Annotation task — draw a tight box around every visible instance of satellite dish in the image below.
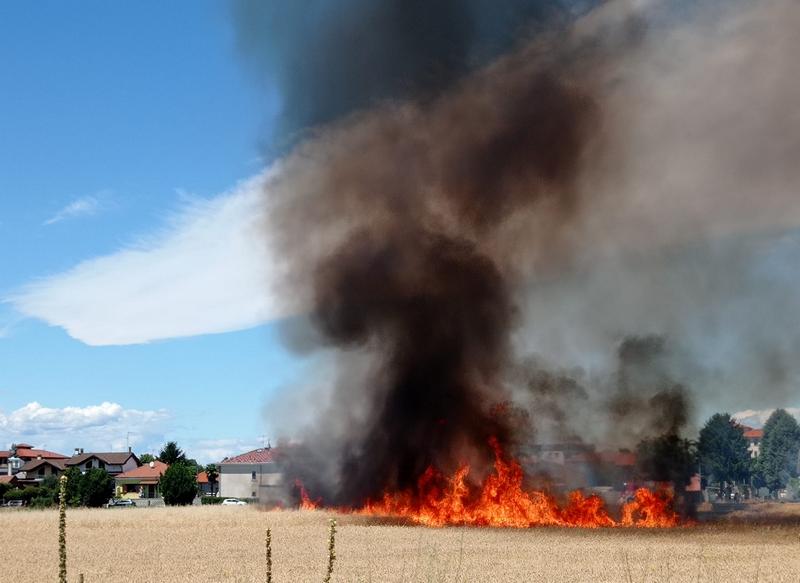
[149,461,155,468]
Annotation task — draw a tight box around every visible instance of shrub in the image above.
[80,469,115,507]
[201,496,223,505]
[161,462,198,506]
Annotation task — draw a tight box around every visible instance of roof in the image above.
[220,448,276,464]
[115,460,168,484]
[743,428,764,439]
[67,452,138,466]
[0,447,69,460]
[20,458,66,472]
[0,475,17,484]
[196,471,208,483]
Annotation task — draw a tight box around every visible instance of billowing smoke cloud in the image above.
[240,0,800,503]
[231,0,598,141]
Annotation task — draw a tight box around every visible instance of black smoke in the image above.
[231,0,599,141]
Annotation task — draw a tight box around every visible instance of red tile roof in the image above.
[67,452,138,466]
[0,447,69,460]
[0,475,16,485]
[116,460,169,484]
[196,471,209,483]
[743,428,764,439]
[220,448,276,464]
[20,458,66,472]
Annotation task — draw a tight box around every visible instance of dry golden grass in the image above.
[2,506,800,582]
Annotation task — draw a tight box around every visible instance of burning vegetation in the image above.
[233,0,800,527]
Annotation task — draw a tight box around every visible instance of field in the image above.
[2,506,800,582]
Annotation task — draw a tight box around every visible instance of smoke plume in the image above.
[239,0,800,502]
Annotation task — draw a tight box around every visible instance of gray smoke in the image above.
[231,0,598,143]
[240,0,800,502]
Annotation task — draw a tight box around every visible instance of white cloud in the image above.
[732,408,800,428]
[9,173,286,345]
[43,194,104,226]
[183,438,266,465]
[0,401,169,455]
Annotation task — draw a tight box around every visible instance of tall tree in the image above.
[697,413,751,485]
[205,464,219,496]
[636,433,697,492]
[158,441,186,465]
[758,409,800,493]
[138,453,155,464]
[80,469,115,507]
[161,462,198,506]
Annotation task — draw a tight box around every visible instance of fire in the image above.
[351,439,680,528]
[295,479,320,510]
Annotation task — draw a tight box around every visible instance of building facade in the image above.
[218,448,287,504]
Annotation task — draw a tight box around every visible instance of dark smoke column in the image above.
[252,2,601,504]
[316,231,516,501]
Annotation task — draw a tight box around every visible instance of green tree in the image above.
[62,467,84,506]
[757,408,800,493]
[698,413,751,485]
[158,441,186,465]
[161,462,198,506]
[80,468,114,507]
[636,433,697,491]
[139,453,155,464]
[204,464,219,495]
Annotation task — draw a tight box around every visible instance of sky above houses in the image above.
[2,0,800,464]
[0,1,311,462]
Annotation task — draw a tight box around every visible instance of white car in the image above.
[221,498,247,506]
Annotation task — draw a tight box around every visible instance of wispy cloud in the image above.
[43,193,106,226]
[732,408,800,428]
[0,401,169,454]
[9,172,286,345]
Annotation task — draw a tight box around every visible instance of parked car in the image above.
[106,499,135,508]
[5,500,24,507]
[221,498,247,506]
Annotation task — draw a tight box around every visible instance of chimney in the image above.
[128,446,132,453]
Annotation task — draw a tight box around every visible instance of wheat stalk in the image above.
[58,474,68,583]
[266,527,273,583]
[323,518,337,583]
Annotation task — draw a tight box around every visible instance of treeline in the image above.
[0,468,114,508]
[635,408,800,498]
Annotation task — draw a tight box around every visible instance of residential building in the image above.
[197,471,215,496]
[115,461,168,499]
[218,447,286,504]
[742,427,764,458]
[1,443,69,476]
[16,458,67,485]
[66,450,139,476]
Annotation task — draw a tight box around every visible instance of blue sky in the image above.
[0,1,305,462]
[2,0,800,463]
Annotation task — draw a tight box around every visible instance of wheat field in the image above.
[1,506,799,582]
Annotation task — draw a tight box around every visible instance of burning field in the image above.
[3,506,800,582]
[219,0,800,563]
[236,0,800,528]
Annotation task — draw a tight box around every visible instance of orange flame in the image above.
[353,438,680,528]
[295,479,320,510]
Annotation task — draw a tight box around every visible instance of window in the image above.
[251,471,256,481]
[86,460,93,470]
[38,467,45,477]
[252,491,256,498]
[99,461,105,469]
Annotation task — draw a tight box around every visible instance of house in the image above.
[15,458,67,485]
[115,461,168,499]
[0,475,19,488]
[1,443,69,476]
[196,471,215,496]
[218,447,286,505]
[742,427,764,458]
[66,450,139,476]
